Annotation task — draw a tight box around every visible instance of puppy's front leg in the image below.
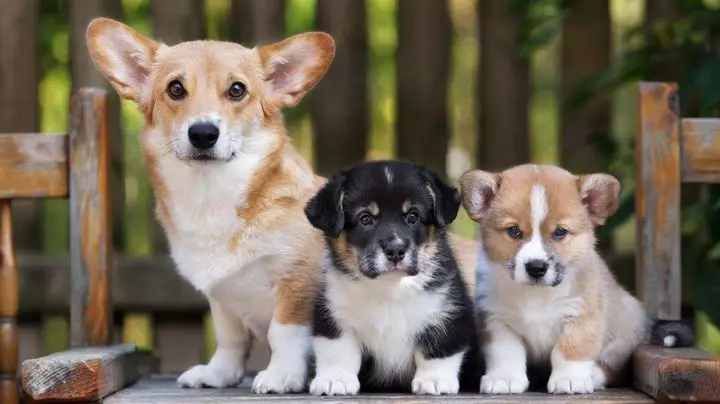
[480,319,529,394]
[177,297,249,388]
[412,322,470,395]
[251,275,313,394]
[547,316,602,394]
[309,333,362,396]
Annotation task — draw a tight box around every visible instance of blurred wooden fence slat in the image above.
[0,201,19,404]
[478,0,530,170]
[231,0,286,45]
[311,0,369,176]
[150,0,205,44]
[560,0,610,174]
[395,0,451,179]
[70,0,124,253]
[0,134,68,198]
[0,0,41,253]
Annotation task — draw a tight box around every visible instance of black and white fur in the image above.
[304,160,481,396]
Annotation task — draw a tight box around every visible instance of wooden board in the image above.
[0,200,18,404]
[634,346,720,402]
[105,376,653,403]
[0,133,68,199]
[681,118,720,183]
[20,343,141,403]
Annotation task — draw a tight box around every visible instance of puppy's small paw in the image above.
[480,371,529,394]
[547,368,594,394]
[309,374,360,396]
[412,375,459,395]
[177,364,243,388]
[251,367,306,394]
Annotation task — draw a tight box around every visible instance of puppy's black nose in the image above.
[383,240,407,263]
[188,122,219,150]
[525,259,548,279]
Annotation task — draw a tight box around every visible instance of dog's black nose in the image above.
[188,122,219,149]
[525,260,548,279]
[383,240,407,263]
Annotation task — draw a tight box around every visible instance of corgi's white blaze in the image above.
[310,334,362,396]
[514,185,548,283]
[412,349,464,395]
[385,166,393,183]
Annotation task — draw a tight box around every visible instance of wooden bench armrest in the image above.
[634,345,720,402]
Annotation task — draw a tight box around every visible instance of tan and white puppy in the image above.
[86,18,335,393]
[459,164,693,395]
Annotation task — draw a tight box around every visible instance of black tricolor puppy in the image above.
[304,160,480,396]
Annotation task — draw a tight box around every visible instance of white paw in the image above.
[412,375,459,395]
[177,364,244,388]
[309,374,360,396]
[547,368,594,394]
[251,367,306,394]
[480,371,529,394]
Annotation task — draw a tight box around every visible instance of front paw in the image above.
[547,367,594,394]
[251,367,306,394]
[412,375,459,395]
[480,370,529,394]
[177,364,244,388]
[309,374,360,396]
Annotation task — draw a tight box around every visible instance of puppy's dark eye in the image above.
[552,227,568,241]
[506,225,523,239]
[406,211,419,224]
[358,214,374,226]
[167,80,186,100]
[228,82,247,101]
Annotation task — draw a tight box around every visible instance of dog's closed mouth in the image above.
[185,152,237,163]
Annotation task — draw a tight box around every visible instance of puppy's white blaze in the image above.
[547,349,596,394]
[514,185,549,279]
[251,321,310,393]
[411,350,464,395]
[385,166,393,183]
[310,335,362,396]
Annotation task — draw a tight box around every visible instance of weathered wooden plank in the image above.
[0,134,68,199]
[20,344,140,403]
[635,82,682,320]
[231,0,286,45]
[69,88,112,347]
[105,377,653,403]
[150,0,205,45]
[680,118,720,183]
[634,346,720,402]
[0,200,19,404]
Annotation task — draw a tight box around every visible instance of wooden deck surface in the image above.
[104,375,654,403]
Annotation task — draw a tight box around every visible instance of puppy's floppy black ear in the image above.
[421,168,461,227]
[305,174,345,237]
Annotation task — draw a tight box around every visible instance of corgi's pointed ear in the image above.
[86,18,159,102]
[258,32,335,108]
[459,170,500,222]
[305,174,345,238]
[578,173,621,226]
[420,169,461,227]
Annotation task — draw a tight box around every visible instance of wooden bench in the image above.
[2,82,720,402]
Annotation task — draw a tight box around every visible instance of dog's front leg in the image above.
[177,297,250,388]
[480,319,529,394]
[251,275,313,394]
[547,316,602,394]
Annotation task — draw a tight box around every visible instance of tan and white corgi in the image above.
[85,18,335,394]
[459,164,693,395]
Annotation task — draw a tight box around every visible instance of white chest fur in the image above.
[325,271,449,382]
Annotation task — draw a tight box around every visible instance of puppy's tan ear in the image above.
[258,32,335,108]
[578,173,621,226]
[86,18,159,102]
[458,170,500,222]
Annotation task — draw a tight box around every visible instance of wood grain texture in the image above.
[20,344,140,402]
[69,88,112,347]
[635,81,682,320]
[634,346,720,402]
[681,118,720,183]
[105,377,653,403]
[0,200,19,404]
[0,134,68,198]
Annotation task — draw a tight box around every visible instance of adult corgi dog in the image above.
[305,160,482,396]
[459,164,694,395]
[86,18,335,394]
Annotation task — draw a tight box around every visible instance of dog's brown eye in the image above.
[552,227,568,241]
[228,82,247,101]
[359,214,374,226]
[167,80,186,100]
[406,211,419,224]
[506,225,522,239]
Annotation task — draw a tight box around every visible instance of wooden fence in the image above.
[2,0,687,372]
